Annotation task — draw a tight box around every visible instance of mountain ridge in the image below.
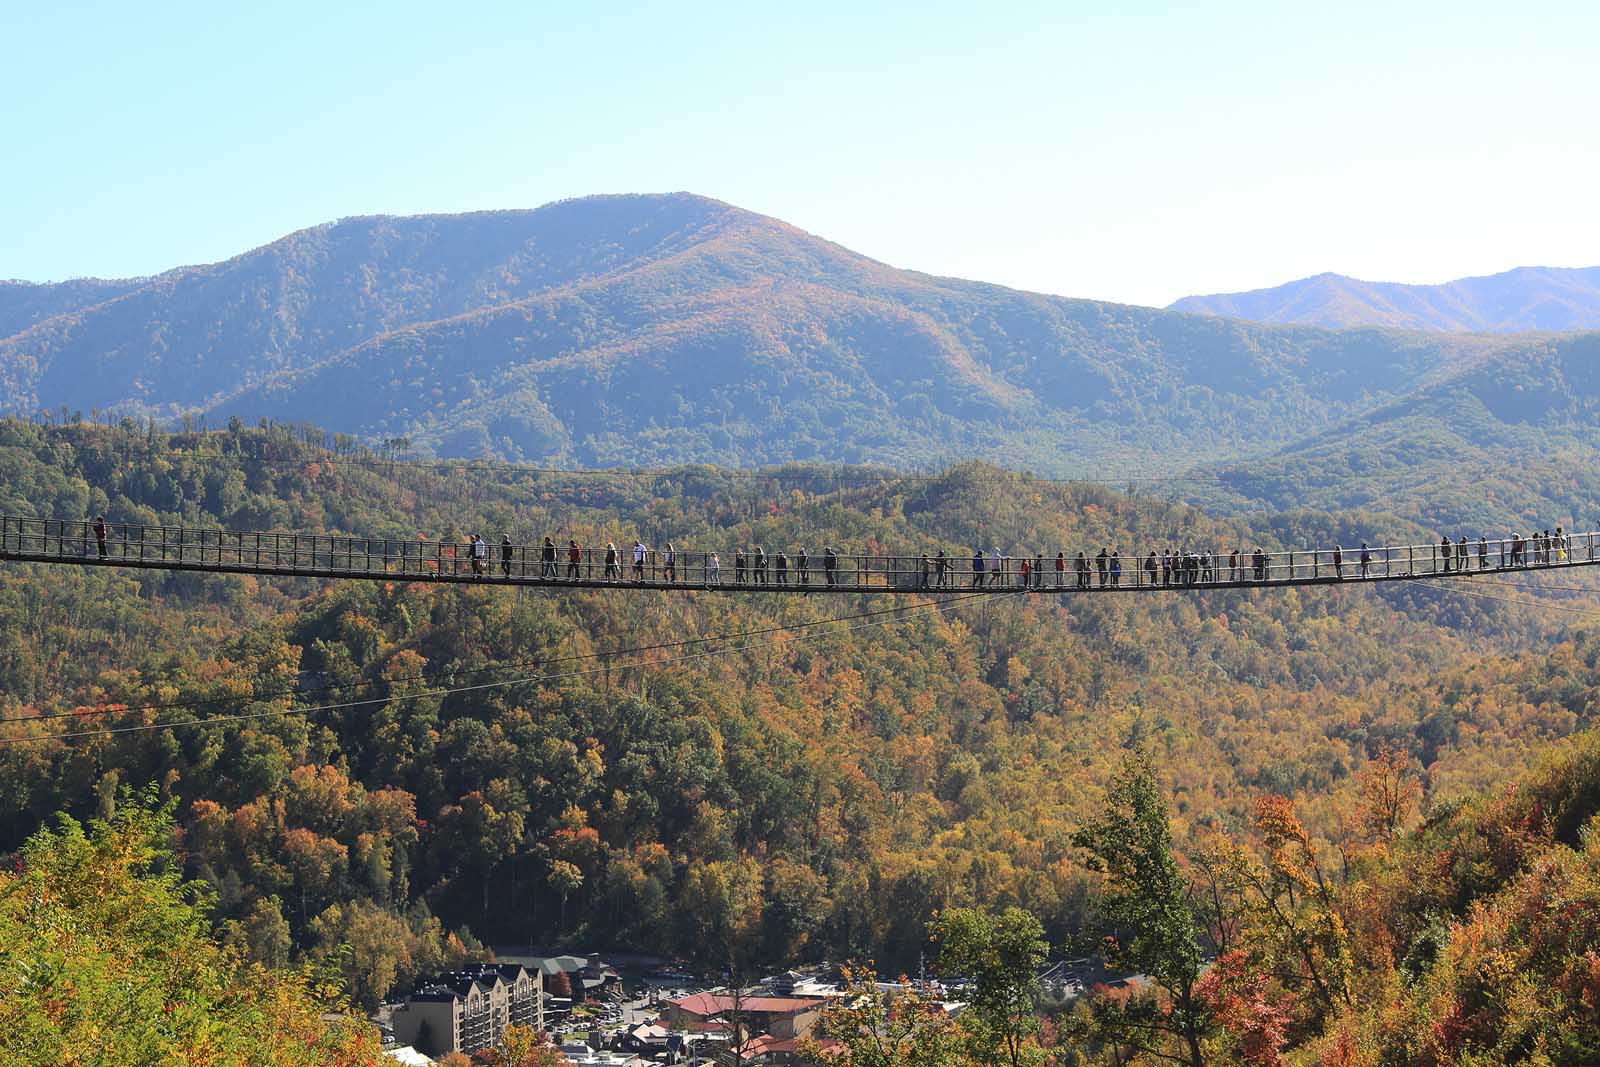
[4,192,1593,520]
[1170,264,1600,332]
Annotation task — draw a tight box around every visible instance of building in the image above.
[390,963,543,1058]
[496,952,622,1002]
[662,991,824,1043]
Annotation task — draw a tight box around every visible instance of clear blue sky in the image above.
[5,1,1597,306]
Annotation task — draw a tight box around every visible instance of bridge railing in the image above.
[2,516,1597,591]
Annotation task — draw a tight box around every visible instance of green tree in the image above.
[1069,751,1210,1067]
[930,906,1048,1067]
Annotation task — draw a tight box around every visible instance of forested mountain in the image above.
[1171,265,1600,333]
[0,192,1557,479]
[5,418,1600,1018]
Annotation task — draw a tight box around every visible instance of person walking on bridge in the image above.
[825,546,838,586]
[1477,536,1488,570]
[1110,551,1122,588]
[797,547,809,586]
[708,551,720,585]
[972,549,984,587]
[1440,535,1453,573]
[1144,551,1157,587]
[1161,550,1173,587]
[632,540,647,581]
[604,542,621,580]
[93,514,109,559]
[1458,537,1469,573]
[936,548,949,587]
[664,542,676,583]
[469,535,487,576]
[920,553,931,588]
[501,535,514,577]
[1076,551,1090,589]
[1019,557,1031,589]
[754,546,768,584]
[1056,551,1067,588]
[1332,544,1344,579]
[542,537,558,578]
[991,548,1005,587]
[568,539,582,579]
[1095,548,1109,589]
[1360,542,1371,578]
[775,551,789,585]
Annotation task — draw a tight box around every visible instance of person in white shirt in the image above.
[664,542,676,582]
[707,551,720,585]
[632,540,647,581]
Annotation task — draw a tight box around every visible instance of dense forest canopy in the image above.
[3,417,1598,1001]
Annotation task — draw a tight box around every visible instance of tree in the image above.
[546,968,573,1000]
[0,792,383,1066]
[930,906,1047,1067]
[548,859,584,928]
[804,962,965,1067]
[1214,796,1352,1020]
[472,1023,565,1066]
[1069,751,1210,1067]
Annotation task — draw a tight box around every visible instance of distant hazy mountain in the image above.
[1170,266,1600,333]
[3,193,1525,477]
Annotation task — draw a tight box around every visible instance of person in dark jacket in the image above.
[541,536,557,578]
[501,535,514,577]
[93,515,109,559]
[972,549,985,588]
[825,546,838,586]
[1095,548,1109,588]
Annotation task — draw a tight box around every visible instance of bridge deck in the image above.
[3,517,1596,595]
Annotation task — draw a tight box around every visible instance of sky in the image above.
[4,1,1598,307]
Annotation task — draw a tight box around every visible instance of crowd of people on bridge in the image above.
[419,525,1593,589]
[68,514,1593,589]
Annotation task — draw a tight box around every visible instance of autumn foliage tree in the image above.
[0,793,383,1065]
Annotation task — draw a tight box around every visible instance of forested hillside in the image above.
[4,417,1600,1021]
[1172,265,1600,333]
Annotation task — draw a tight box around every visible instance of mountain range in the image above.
[3,194,1599,528]
[1170,265,1600,333]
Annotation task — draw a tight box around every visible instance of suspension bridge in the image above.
[3,517,1595,595]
